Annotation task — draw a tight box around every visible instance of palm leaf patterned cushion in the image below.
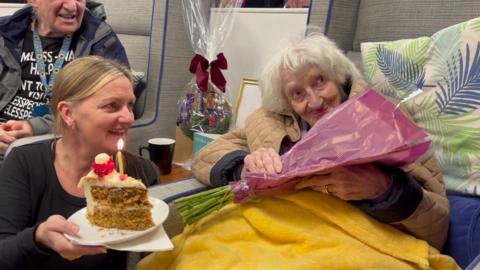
[361,17,480,195]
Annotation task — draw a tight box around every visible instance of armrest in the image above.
[4,134,57,157]
[148,178,209,237]
[148,178,208,203]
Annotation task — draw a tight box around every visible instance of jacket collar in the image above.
[0,6,32,58]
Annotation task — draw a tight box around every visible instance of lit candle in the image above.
[117,138,124,175]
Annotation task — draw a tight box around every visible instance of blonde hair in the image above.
[259,28,362,114]
[50,56,133,134]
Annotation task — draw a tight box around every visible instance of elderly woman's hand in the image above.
[296,163,393,201]
[35,215,107,261]
[243,147,282,174]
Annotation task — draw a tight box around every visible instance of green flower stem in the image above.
[183,193,234,224]
[182,197,219,219]
[175,190,228,212]
[174,186,230,203]
[185,199,229,224]
[174,186,234,225]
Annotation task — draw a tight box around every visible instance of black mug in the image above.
[139,138,175,175]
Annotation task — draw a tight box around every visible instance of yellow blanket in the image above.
[137,191,459,270]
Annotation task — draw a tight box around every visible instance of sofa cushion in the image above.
[361,17,480,195]
[353,0,480,51]
[443,195,480,269]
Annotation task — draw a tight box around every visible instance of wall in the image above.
[210,8,308,104]
[0,3,23,16]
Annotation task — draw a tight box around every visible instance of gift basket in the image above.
[174,89,432,224]
[177,0,243,139]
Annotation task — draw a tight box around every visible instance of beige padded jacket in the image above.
[192,82,449,250]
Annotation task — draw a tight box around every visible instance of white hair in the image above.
[259,29,362,114]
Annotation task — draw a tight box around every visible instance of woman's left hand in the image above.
[295,163,393,201]
[35,215,107,261]
[0,120,33,154]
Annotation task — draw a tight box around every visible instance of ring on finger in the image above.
[321,184,331,195]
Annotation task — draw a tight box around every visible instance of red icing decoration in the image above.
[119,174,127,181]
[92,158,115,178]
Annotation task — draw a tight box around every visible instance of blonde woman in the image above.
[0,56,157,270]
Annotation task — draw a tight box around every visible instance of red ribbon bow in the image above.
[189,53,228,92]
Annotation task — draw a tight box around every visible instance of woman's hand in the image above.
[35,215,107,261]
[243,147,282,174]
[0,120,33,154]
[296,163,393,201]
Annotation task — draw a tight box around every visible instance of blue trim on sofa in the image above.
[132,0,169,128]
[163,186,210,204]
[306,0,313,25]
[466,253,480,270]
[132,0,156,120]
[323,0,334,35]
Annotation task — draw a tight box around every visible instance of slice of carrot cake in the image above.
[78,153,154,230]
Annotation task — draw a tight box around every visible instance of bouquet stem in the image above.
[174,185,233,224]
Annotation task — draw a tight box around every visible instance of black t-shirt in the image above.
[0,30,76,120]
[0,140,159,270]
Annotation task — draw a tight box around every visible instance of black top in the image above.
[0,139,159,270]
[0,29,78,120]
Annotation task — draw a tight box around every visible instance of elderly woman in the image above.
[137,32,457,270]
[0,56,158,270]
[0,0,129,155]
[194,32,448,248]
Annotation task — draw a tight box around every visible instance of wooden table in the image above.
[160,164,193,183]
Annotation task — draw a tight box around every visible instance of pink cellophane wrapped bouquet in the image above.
[174,89,432,224]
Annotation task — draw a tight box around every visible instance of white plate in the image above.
[106,225,173,252]
[65,196,169,246]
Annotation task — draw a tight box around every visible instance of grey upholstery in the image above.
[310,0,480,52]
[96,0,193,154]
[94,0,152,118]
[308,0,480,75]
[353,0,480,51]
[312,0,360,53]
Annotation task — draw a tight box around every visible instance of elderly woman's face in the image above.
[282,66,342,126]
[30,0,86,37]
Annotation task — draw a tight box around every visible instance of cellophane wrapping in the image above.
[177,0,243,139]
[233,89,432,202]
[175,89,432,224]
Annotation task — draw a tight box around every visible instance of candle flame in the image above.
[117,138,124,151]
